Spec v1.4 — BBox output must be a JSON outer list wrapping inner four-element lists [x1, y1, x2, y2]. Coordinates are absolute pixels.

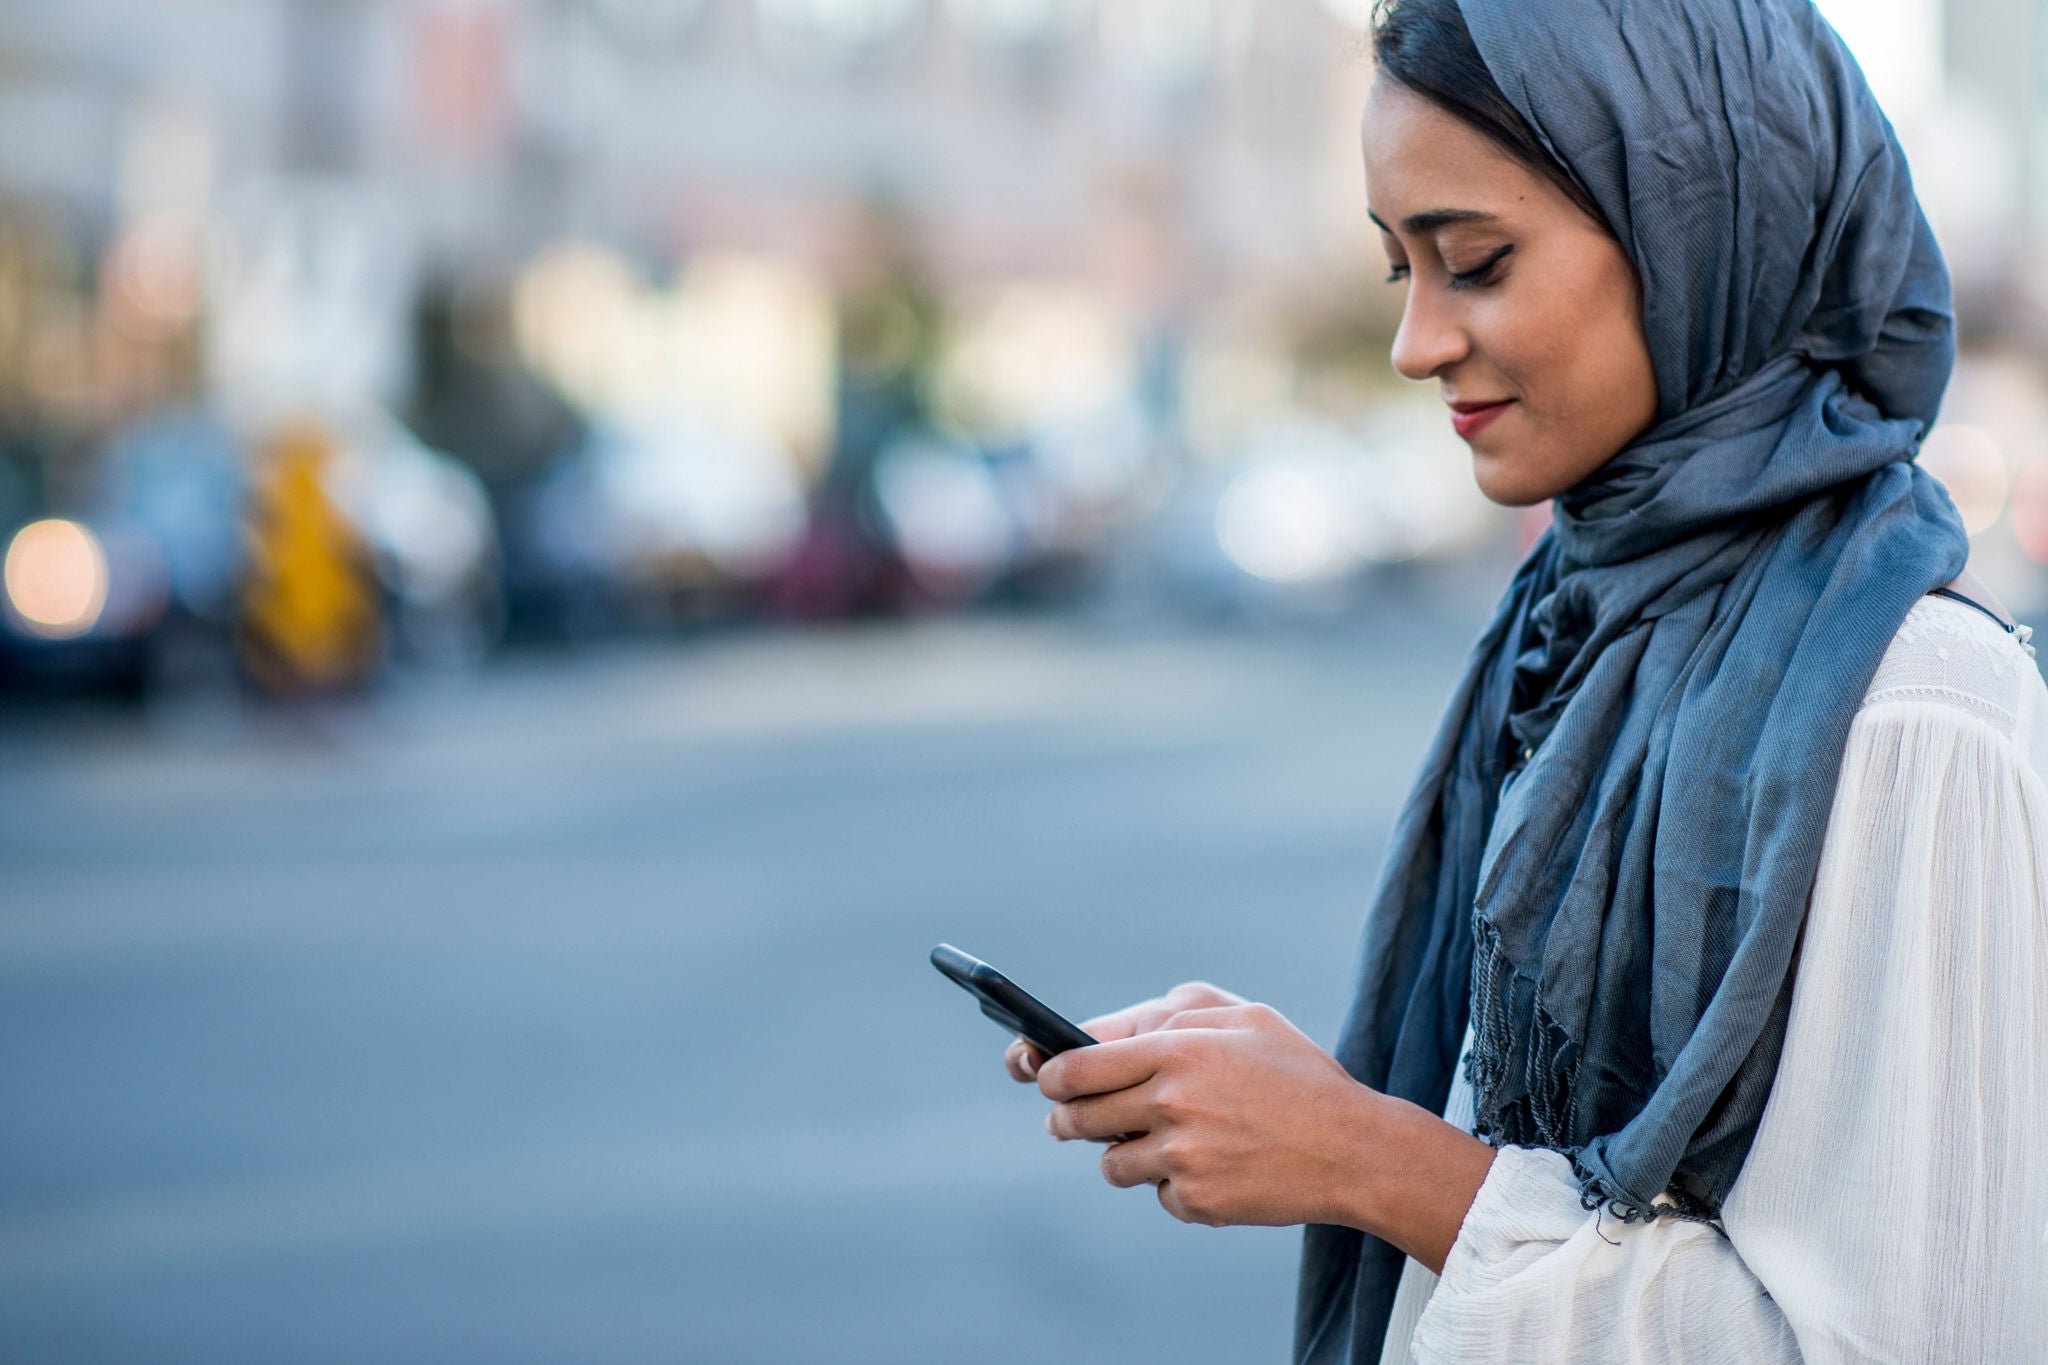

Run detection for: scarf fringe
[[1467, 914, 1727, 1231], [1568, 1150, 1726, 1231], [1465, 912, 1583, 1148]]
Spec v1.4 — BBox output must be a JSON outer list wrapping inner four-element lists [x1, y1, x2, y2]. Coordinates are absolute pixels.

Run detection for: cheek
[[1464, 302, 1653, 504], [1473, 306, 1577, 427], [1502, 284, 1653, 448]]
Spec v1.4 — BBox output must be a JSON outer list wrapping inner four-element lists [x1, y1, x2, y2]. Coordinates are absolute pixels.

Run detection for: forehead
[[1361, 77, 1548, 223]]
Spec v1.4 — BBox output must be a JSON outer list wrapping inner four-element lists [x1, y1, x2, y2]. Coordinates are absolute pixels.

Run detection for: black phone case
[[931, 945, 1096, 1056]]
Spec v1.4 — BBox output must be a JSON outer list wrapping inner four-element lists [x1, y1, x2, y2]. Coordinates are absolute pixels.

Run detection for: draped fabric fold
[[1296, 3, 1971, 1360]]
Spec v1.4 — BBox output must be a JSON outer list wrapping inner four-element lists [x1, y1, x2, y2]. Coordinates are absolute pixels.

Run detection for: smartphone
[[931, 944, 1096, 1056]]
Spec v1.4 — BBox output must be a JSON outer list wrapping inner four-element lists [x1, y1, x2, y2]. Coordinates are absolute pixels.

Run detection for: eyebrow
[[1366, 207, 1502, 235]]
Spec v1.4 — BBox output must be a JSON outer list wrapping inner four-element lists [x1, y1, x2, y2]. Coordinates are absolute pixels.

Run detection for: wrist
[[1331, 1086, 1497, 1276], [1322, 1084, 1408, 1231]]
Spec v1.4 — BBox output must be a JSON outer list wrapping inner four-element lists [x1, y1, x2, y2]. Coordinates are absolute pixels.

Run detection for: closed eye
[[1448, 244, 1513, 291]]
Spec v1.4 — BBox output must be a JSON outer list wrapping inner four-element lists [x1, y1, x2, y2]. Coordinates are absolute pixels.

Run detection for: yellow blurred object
[[238, 422, 381, 694]]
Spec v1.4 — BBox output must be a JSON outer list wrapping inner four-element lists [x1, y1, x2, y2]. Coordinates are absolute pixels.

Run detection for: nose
[[1389, 284, 1471, 382]]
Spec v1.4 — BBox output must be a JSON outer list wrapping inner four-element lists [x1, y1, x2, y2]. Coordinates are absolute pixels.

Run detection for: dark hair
[[1371, 0, 1607, 226]]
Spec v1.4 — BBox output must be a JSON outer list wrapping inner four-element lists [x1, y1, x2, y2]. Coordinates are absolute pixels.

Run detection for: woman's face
[[1361, 77, 1659, 507]]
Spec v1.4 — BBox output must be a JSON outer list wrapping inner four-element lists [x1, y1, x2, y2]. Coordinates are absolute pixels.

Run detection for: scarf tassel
[[1465, 913, 1723, 1229]]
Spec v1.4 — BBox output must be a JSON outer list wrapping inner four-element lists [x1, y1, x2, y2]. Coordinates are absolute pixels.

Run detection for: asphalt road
[[0, 591, 1489, 1364]]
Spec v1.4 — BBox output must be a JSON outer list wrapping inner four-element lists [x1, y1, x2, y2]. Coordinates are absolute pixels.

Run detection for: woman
[[1003, 0, 2048, 1360]]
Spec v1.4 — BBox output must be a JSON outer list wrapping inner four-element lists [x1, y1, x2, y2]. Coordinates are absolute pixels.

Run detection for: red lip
[[1449, 399, 1514, 439]]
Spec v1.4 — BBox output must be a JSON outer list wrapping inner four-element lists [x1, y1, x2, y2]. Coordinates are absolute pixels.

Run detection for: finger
[[1154, 1004, 1255, 1032], [1074, 1000, 1161, 1044], [1074, 1016, 1137, 1044], [1047, 1083, 1157, 1142], [1037, 1032, 1174, 1103], [1123, 999, 1190, 1035], [1076, 983, 1246, 1044], [1099, 1132, 1171, 1190], [1004, 1038, 1045, 1083], [1156, 1178, 1214, 1226], [1163, 980, 1246, 1011]]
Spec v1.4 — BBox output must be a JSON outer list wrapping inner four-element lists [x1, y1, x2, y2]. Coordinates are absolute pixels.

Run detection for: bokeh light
[[4, 518, 110, 638], [949, 0, 1085, 47], [1218, 462, 1354, 584], [1315, 0, 1377, 30], [2008, 451, 2048, 564], [1919, 423, 2010, 536]]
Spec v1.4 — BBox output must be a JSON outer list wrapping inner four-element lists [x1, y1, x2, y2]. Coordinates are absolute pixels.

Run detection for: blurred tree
[[406, 274, 586, 489], [774, 198, 946, 617]]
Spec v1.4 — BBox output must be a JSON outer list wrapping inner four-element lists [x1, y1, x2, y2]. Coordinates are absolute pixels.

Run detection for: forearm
[[1332, 1088, 1497, 1277]]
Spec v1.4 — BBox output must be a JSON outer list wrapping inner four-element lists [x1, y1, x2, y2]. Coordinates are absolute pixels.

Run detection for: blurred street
[[0, 588, 1487, 1364]]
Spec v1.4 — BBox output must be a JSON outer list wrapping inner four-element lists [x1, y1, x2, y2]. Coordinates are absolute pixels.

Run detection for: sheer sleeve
[[1404, 1145, 1798, 1361], [1397, 621, 2048, 1363], [1716, 697, 2048, 1361]]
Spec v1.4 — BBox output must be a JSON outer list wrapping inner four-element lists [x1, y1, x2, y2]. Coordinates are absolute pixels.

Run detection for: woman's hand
[[1002, 981, 1244, 1084], [1012, 990, 1499, 1276], [1031, 998, 1385, 1229]]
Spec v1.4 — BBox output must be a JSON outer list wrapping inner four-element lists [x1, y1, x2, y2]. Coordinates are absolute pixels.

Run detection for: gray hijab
[[1297, 1, 1969, 1359]]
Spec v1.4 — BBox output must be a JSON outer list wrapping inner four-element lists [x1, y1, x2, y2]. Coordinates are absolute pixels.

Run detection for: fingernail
[[1021, 1054, 1038, 1079], [1044, 1111, 1056, 1138]]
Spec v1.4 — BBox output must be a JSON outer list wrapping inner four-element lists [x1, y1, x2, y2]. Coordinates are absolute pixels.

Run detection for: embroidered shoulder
[[1863, 597, 2038, 734]]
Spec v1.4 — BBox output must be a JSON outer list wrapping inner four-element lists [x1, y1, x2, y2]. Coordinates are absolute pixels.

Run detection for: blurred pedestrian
[[1005, 1, 2048, 1360]]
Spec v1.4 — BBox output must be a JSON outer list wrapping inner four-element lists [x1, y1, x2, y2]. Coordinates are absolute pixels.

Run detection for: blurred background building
[[0, 0, 2042, 696]]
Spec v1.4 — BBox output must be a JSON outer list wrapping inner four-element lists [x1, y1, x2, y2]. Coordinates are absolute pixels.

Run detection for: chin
[[1470, 457, 1555, 509]]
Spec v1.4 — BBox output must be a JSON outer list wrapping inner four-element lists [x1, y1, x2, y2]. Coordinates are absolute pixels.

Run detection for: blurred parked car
[[0, 406, 502, 701], [1121, 406, 1501, 618], [509, 414, 808, 635], [325, 408, 504, 670], [0, 410, 239, 699]]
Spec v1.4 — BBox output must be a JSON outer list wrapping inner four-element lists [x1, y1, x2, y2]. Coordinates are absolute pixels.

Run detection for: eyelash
[[1384, 244, 1515, 291]]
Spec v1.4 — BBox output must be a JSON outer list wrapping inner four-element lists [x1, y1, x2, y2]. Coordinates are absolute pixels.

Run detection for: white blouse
[[1379, 593, 2048, 1364]]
